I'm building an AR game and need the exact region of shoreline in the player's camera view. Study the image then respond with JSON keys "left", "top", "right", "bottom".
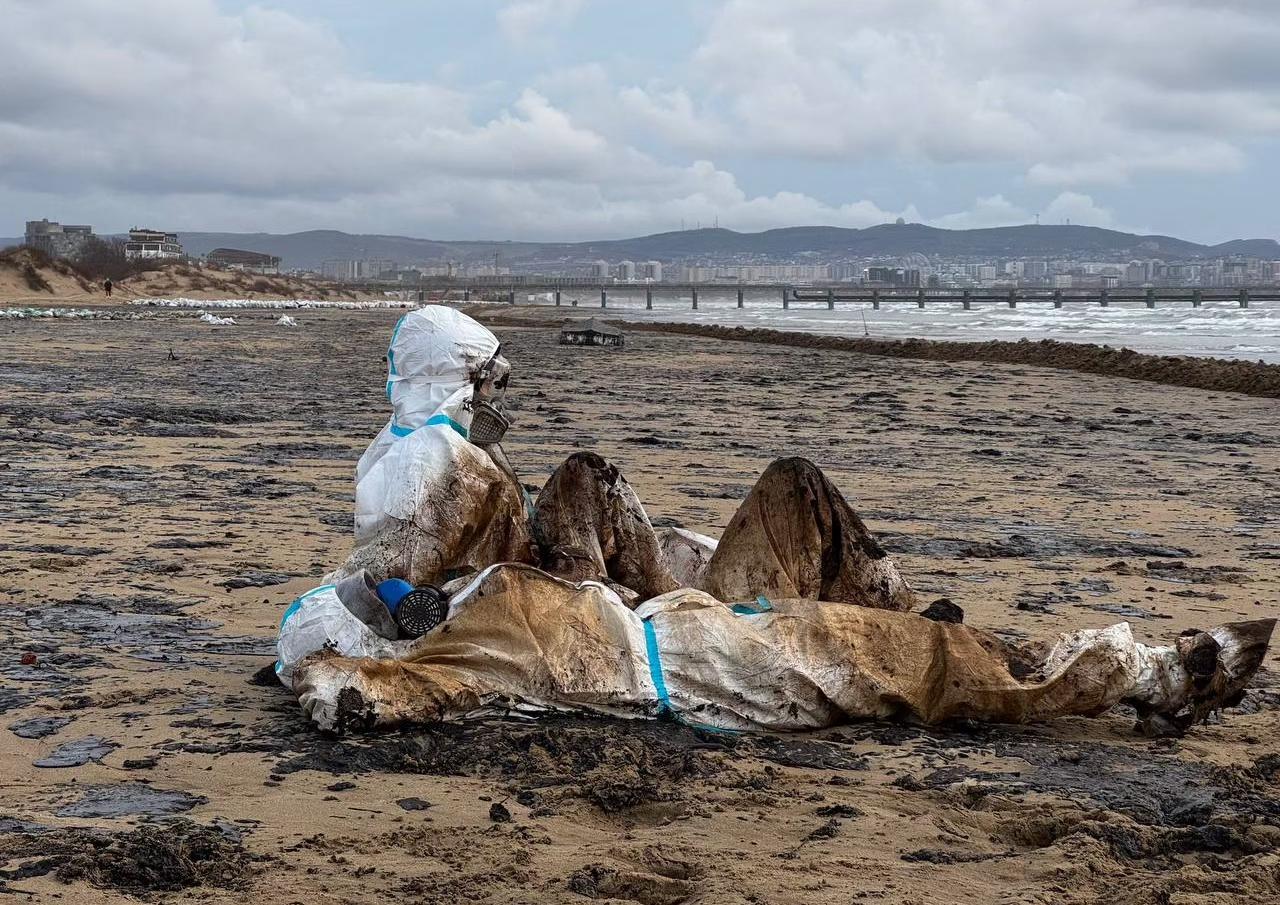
{"left": 466, "top": 302, "right": 1280, "bottom": 398}
{"left": 611, "top": 320, "right": 1280, "bottom": 398}
{"left": 6, "top": 295, "right": 1278, "bottom": 397}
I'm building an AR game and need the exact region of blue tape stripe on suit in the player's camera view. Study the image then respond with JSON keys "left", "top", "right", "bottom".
{"left": 642, "top": 618, "right": 671, "bottom": 714}
{"left": 390, "top": 414, "right": 468, "bottom": 440}
{"left": 642, "top": 617, "right": 742, "bottom": 735}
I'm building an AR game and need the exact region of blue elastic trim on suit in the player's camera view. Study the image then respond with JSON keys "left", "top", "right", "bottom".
{"left": 278, "top": 599, "right": 304, "bottom": 629}
{"left": 279, "top": 584, "right": 335, "bottom": 628}
{"left": 642, "top": 619, "right": 671, "bottom": 715}
{"left": 641, "top": 616, "right": 742, "bottom": 736}
{"left": 385, "top": 315, "right": 408, "bottom": 401}
{"left": 425, "top": 413, "right": 468, "bottom": 438}
{"left": 730, "top": 594, "right": 775, "bottom": 616}
{"left": 521, "top": 484, "right": 540, "bottom": 557}
{"left": 275, "top": 584, "right": 336, "bottom": 676}
{"left": 389, "top": 414, "right": 469, "bottom": 440}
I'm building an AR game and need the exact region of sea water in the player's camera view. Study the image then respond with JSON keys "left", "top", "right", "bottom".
{"left": 531, "top": 292, "right": 1280, "bottom": 364}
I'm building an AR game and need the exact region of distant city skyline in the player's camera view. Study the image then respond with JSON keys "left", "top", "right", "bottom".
{"left": 2, "top": 1, "right": 1279, "bottom": 243}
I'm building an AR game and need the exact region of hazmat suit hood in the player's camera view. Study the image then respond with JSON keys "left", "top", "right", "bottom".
{"left": 350, "top": 307, "right": 509, "bottom": 543}
{"left": 356, "top": 307, "right": 501, "bottom": 483}
{"left": 383, "top": 306, "right": 501, "bottom": 440}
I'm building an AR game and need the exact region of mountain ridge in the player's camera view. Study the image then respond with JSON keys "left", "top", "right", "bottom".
{"left": 4, "top": 224, "right": 1277, "bottom": 270}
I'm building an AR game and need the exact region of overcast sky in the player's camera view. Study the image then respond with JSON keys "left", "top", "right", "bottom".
{"left": 2, "top": 0, "right": 1278, "bottom": 242}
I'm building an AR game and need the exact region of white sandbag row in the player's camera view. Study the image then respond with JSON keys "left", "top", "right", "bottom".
{"left": 130, "top": 297, "right": 423, "bottom": 310}
{"left": 0, "top": 307, "right": 151, "bottom": 319}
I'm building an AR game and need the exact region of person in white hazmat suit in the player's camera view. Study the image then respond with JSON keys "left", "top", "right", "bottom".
{"left": 279, "top": 306, "right": 1274, "bottom": 738}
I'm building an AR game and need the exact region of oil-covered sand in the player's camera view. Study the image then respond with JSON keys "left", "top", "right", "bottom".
{"left": 1, "top": 305, "right": 1278, "bottom": 904}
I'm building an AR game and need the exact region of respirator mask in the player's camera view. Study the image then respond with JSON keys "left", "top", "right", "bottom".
{"left": 468, "top": 346, "right": 510, "bottom": 447}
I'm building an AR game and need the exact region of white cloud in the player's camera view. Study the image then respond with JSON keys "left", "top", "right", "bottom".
{"left": 497, "top": 0, "right": 585, "bottom": 44}
{"left": 3, "top": 1, "right": 1276, "bottom": 239}
{"left": 0, "top": 0, "right": 924, "bottom": 239}
{"left": 925, "top": 192, "right": 1136, "bottom": 233}
{"left": 931, "top": 196, "right": 1029, "bottom": 231}
{"left": 608, "top": 0, "right": 1280, "bottom": 186}
{"left": 1042, "top": 192, "right": 1116, "bottom": 229}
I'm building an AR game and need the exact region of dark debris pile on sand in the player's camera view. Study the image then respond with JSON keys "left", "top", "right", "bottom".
{"left": 276, "top": 716, "right": 729, "bottom": 813}
{"left": 0, "top": 819, "right": 253, "bottom": 894}
{"left": 623, "top": 321, "right": 1280, "bottom": 398}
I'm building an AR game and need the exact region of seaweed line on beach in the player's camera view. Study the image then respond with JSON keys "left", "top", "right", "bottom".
{"left": 607, "top": 320, "right": 1280, "bottom": 398}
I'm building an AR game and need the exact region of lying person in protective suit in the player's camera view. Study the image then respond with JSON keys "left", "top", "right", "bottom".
{"left": 278, "top": 307, "right": 1274, "bottom": 738}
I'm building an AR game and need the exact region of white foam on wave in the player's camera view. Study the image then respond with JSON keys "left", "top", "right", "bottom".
{"left": 537, "top": 292, "right": 1280, "bottom": 363}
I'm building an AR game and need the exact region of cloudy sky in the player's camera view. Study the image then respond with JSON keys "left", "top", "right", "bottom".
{"left": 2, "top": 0, "right": 1278, "bottom": 242}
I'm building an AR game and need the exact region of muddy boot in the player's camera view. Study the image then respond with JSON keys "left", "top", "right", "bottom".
{"left": 1129, "top": 618, "right": 1276, "bottom": 736}
{"left": 533, "top": 452, "right": 679, "bottom": 601}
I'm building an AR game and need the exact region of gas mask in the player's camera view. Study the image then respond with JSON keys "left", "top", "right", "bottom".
{"left": 468, "top": 347, "right": 511, "bottom": 447}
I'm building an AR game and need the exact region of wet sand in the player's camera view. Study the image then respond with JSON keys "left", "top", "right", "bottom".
{"left": 1, "top": 305, "right": 1278, "bottom": 904}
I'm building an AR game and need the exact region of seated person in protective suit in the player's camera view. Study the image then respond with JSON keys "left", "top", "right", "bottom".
{"left": 280, "top": 307, "right": 1273, "bottom": 738}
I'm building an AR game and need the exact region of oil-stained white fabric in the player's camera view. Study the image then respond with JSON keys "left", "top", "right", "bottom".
{"left": 291, "top": 565, "right": 1177, "bottom": 733}
{"left": 657, "top": 528, "right": 718, "bottom": 589}
{"left": 330, "top": 424, "right": 533, "bottom": 587}
{"left": 276, "top": 584, "right": 413, "bottom": 685}
{"left": 295, "top": 565, "right": 656, "bottom": 730}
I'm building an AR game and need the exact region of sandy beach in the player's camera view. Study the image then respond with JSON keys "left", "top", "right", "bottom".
{"left": 1, "top": 303, "right": 1277, "bottom": 904}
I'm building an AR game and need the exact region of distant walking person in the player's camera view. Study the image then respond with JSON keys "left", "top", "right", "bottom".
{"left": 103, "top": 278, "right": 113, "bottom": 298}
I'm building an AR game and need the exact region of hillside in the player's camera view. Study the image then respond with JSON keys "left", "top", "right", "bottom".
{"left": 8, "top": 224, "right": 1277, "bottom": 272}
{"left": 173, "top": 224, "right": 1280, "bottom": 270}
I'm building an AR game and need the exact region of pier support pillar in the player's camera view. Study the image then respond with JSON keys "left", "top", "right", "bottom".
{"left": 554, "top": 289, "right": 561, "bottom": 307}
{"left": 1192, "top": 290, "right": 1202, "bottom": 308}
{"left": 692, "top": 287, "right": 698, "bottom": 310}
{"left": 1008, "top": 290, "right": 1017, "bottom": 309}
{"left": 1239, "top": 289, "right": 1250, "bottom": 309}
{"left": 962, "top": 290, "right": 970, "bottom": 310}
{"left": 917, "top": 289, "right": 926, "bottom": 309}
{"left": 1145, "top": 288, "right": 1155, "bottom": 309}
{"left": 782, "top": 288, "right": 789, "bottom": 309}
{"left": 601, "top": 288, "right": 607, "bottom": 309}
{"left": 872, "top": 289, "right": 881, "bottom": 310}
{"left": 737, "top": 288, "right": 744, "bottom": 308}
{"left": 827, "top": 289, "right": 834, "bottom": 310}
{"left": 1053, "top": 290, "right": 1063, "bottom": 309}
{"left": 646, "top": 287, "right": 653, "bottom": 310}
{"left": 508, "top": 289, "right": 516, "bottom": 305}
{"left": 1100, "top": 291, "right": 1110, "bottom": 308}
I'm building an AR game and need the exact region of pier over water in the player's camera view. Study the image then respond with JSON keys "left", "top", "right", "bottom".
{"left": 356, "top": 280, "right": 1280, "bottom": 311}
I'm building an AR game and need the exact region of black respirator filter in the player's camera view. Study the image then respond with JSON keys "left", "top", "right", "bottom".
{"left": 394, "top": 586, "right": 448, "bottom": 637}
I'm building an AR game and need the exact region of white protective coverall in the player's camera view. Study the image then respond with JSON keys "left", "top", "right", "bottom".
{"left": 292, "top": 564, "right": 1275, "bottom": 736}
{"left": 328, "top": 307, "right": 535, "bottom": 588}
